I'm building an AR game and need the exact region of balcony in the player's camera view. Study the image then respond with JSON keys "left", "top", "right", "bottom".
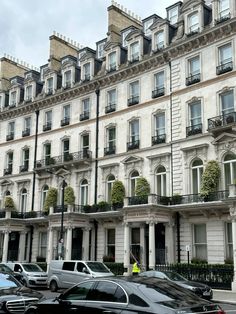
{"left": 19, "top": 164, "right": 29, "bottom": 173}
{"left": 186, "top": 28, "right": 200, "bottom": 37}
{"left": 24, "top": 97, "right": 32, "bottom": 103}
{"left": 152, "top": 87, "right": 165, "bottom": 99}
{"left": 104, "top": 145, "right": 116, "bottom": 156}
{"left": 186, "top": 73, "right": 201, "bottom": 86}
{"left": 9, "top": 102, "right": 16, "bottom": 109}
{"left": 80, "top": 111, "right": 89, "bottom": 121}
{"left": 83, "top": 74, "right": 90, "bottom": 82}
{"left": 127, "top": 139, "right": 140, "bottom": 151}
{"left": 22, "top": 128, "right": 30, "bottom": 137}
{"left": 43, "top": 122, "right": 52, "bottom": 132}
{"left": 6, "top": 133, "right": 14, "bottom": 141}
{"left": 216, "top": 61, "right": 233, "bottom": 75}
{"left": 208, "top": 112, "right": 236, "bottom": 134}
{"left": 107, "top": 64, "right": 116, "bottom": 73}
{"left": 127, "top": 96, "right": 139, "bottom": 107}
{"left": 215, "top": 12, "right": 231, "bottom": 25}
{"left": 130, "top": 55, "right": 139, "bottom": 64}
{"left": 63, "top": 82, "right": 71, "bottom": 89}
{"left": 186, "top": 123, "right": 202, "bottom": 137}
{"left": 128, "top": 195, "right": 148, "bottom": 205}
{"left": 61, "top": 117, "right": 70, "bottom": 126}
{"left": 35, "top": 150, "right": 92, "bottom": 170}
{"left": 105, "top": 103, "right": 116, "bottom": 114}
{"left": 4, "top": 166, "right": 12, "bottom": 175}
{"left": 46, "top": 89, "right": 53, "bottom": 96}
{"left": 152, "top": 134, "right": 166, "bottom": 145}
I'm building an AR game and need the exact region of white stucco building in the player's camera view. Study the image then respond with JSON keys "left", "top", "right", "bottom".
{"left": 0, "top": 0, "right": 236, "bottom": 278}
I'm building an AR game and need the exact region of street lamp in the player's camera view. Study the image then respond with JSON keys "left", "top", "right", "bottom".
{"left": 58, "top": 179, "right": 66, "bottom": 260}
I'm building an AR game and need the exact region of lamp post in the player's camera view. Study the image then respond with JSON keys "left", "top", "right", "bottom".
{"left": 58, "top": 178, "right": 66, "bottom": 260}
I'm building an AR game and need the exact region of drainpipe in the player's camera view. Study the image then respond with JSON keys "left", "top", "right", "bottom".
{"left": 29, "top": 109, "right": 39, "bottom": 262}
{"left": 94, "top": 88, "right": 100, "bottom": 260}
{"left": 168, "top": 61, "right": 181, "bottom": 263}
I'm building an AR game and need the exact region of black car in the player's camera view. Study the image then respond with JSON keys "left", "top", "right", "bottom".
{"left": 0, "top": 263, "right": 23, "bottom": 283}
{"left": 139, "top": 270, "right": 213, "bottom": 299}
{"left": 0, "top": 272, "right": 43, "bottom": 313}
{"left": 25, "top": 276, "right": 225, "bottom": 314}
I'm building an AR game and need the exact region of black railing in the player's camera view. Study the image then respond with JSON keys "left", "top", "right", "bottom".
{"left": 130, "top": 55, "right": 139, "bottom": 63}
{"left": 83, "top": 74, "right": 90, "bottom": 82}
{"left": 35, "top": 150, "right": 92, "bottom": 169}
{"left": 128, "top": 195, "right": 148, "bottom": 205}
{"left": 11, "top": 211, "right": 45, "bottom": 219}
{"left": 215, "top": 12, "right": 231, "bottom": 25}
{"left": 9, "top": 102, "right": 16, "bottom": 108}
{"left": 186, "top": 28, "right": 200, "bottom": 37}
{"left": 152, "top": 87, "right": 165, "bottom": 98}
{"left": 105, "top": 103, "right": 116, "bottom": 114}
{"left": 46, "top": 89, "right": 53, "bottom": 96}
{"left": 80, "top": 111, "right": 89, "bottom": 121}
{"left": 216, "top": 61, "right": 233, "bottom": 75}
{"left": 19, "top": 164, "right": 29, "bottom": 172}
{"left": 6, "top": 133, "right": 14, "bottom": 141}
{"left": 152, "top": 134, "right": 166, "bottom": 145}
{"left": 127, "top": 139, "right": 140, "bottom": 151}
{"left": 24, "top": 97, "right": 32, "bottom": 103}
{"left": 43, "top": 122, "right": 52, "bottom": 131}
{"left": 104, "top": 145, "right": 116, "bottom": 156}
{"left": 127, "top": 96, "right": 139, "bottom": 106}
{"left": 0, "top": 211, "right": 5, "bottom": 218}
{"left": 4, "top": 167, "right": 12, "bottom": 175}
{"left": 186, "top": 123, "right": 202, "bottom": 137}
{"left": 22, "top": 128, "right": 30, "bottom": 137}
{"left": 186, "top": 73, "right": 201, "bottom": 86}
{"left": 208, "top": 111, "right": 236, "bottom": 130}
{"left": 63, "top": 82, "right": 71, "bottom": 89}
{"left": 108, "top": 65, "right": 116, "bottom": 72}
{"left": 61, "top": 117, "right": 70, "bottom": 126}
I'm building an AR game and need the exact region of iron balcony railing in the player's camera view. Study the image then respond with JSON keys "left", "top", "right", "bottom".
{"left": 46, "top": 89, "right": 53, "bottom": 96}
{"left": 43, "top": 122, "right": 52, "bottom": 131}
{"left": 186, "top": 73, "right": 201, "bottom": 86}
{"left": 216, "top": 61, "right": 233, "bottom": 75}
{"left": 83, "top": 74, "right": 90, "bottom": 82}
{"left": 0, "top": 211, "right": 5, "bottom": 218}
{"left": 10, "top": 211, "right": 46, "bottom": 219}
{"left": 107, "top": 64, "right": 116, "bottom": 73}
{"left": 215, "top": 12, "right": 231, "bottom": 25}
{"left": 4, "top": 166, "right": 12, "bottom": 175}
{"left": 104, "top": 145, "right": 116, "bottom": 156}
{"left": 9, "top": 102, "right": 16, "bottom": 108}
{"left": 128, "top": 195, "right": 148, "bottom": 205}
{"left": 186, "top": 28, "right": 200, "bottom": 37}
{"left": 22, "top": 128, "right": 30, "bottom": 137}
{"left": 35, "top": 150, "right": 92, "bottom": 169}
{"left": 105, "top": 103, "right": 116, "bottom": 114}
{"left": 152, "top": 87, "right": 165, "bottom": 99}
{"left": 127, "top": 96, "right": 139, "bottom": 106}
{"left": 61, "top": 117, "right": 70, "bottom": 126}
{"left": 127, "top": 139, "right": 140, "bottom": 151}
{"left": 80, "top": 111, "right": 90, "bottom": 121}
{"left": 19, "top": 164, "right": 29, "bottom": 173}
{"left": 186, "top": 123, "right": 202, "bottom": 137}
{"left": 208, "top": 111, "right": 236, "bottom": 130}
{"left": 130, "top": 54, "right": 139, "bottom": 63}
{"left": 54, "top": 204, "right": 116, "bottom": 214}
{"left": 152, "top": 134, "right": 166, "bottom": 145}
{"left": 63, "top": 82, "right": 71, "bottom": 89}
{"left": 6, "top": 133, "right": 14, "bottom": 141}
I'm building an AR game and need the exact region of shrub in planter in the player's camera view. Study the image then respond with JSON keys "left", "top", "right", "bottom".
{"left": 64, "top": 186, "right": 75, "bottom": 205}
{"left": 135, "top": 177, "right": 150, "bottom": 197}
{"left": 91, "top": 204, "right": 99, "bottom": 212}
{"left": 191, "top": 257, "right": 208, "bottom": 264}
{"left": 97, "top": 201, "right": 109, "bottom": 212}
{"left": 200, "top": 160, "right": 221, "bottom": 198}
{"left": 83, "top": 204, "right": 91, "bottom": 213}
{"left": 160, "top": 196, "right": 171, "bottom": 205}
{"left": 43, "top": 187, "right": 58, "bottom": 213}
{"left": 4, "top": 196, "right": 15, "bottom": 209}
{"left": 111, "top": 180, "right": 125, "bottom": 209}
{"left": 171, "top": 194, "right": 183, "bottom": 205}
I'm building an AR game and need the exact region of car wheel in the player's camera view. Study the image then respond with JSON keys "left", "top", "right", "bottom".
{"left": 50, "top": 280, "right": 58, "bottom": 292}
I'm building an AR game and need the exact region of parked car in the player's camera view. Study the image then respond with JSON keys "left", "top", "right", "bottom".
{"left": 0, "top": 263, "right": 24, "bottom": 283}
{"left": 139, "top": 270, "right": 213, "bottom": 299}
{"left": 0, "top": 272, "right": 43, "bottom": 313}
{"left": 48, "top": 260, "right": 114, "bottom": 291}
{"left": 6, "top": 262, "right": 48, "bottom": 288}
{"left": 25, "top": 276, "right": 225, "bottom": 314}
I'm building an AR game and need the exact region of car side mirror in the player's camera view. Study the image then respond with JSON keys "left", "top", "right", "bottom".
{"left": 58, "top": 298, "right": 71, "bottom": 307}
{"left": 82, "top": 267, "right": 89, "bottom": 274}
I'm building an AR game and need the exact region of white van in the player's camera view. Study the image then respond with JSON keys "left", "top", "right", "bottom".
{"left": 47, "top": 260, "right": 114, "bottom": 291}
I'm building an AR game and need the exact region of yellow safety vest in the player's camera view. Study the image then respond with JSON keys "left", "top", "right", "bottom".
{"left": 132, "top": 262, "right": 140, "bottom": 273}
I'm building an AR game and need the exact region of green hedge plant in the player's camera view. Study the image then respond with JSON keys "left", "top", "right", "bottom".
{"left": 111, "top": 180, "right": 125, "bottom": 209}
{"left": 4, "top": 196, "right": 15, "bottom": 209}
{"left": 200, "top": 160, "right": 221, "bottom": 198}
{"left": 64, "top": 186, "right": 75, "bottom": 205}
{"left": 43, "top": 187, "right": 58, "bottom": 213}
{"left": 135, "top": 177, "right": 150, "bottom": 196}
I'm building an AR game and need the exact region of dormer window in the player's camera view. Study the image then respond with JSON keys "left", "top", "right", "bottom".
{"left": 97, "top": 42, "right": 105, "bottom": 59}
{"left": 64, "top": 70, "right": 71, "bottom": 89}
{"left": 83, "top": 63, "right": 91, "bottom": 81}
{"left": 143, "top": 19, "right": 154, "bottom": 37}
{"left": 108, "top": 52, "right": 116, "bottom": 72}
{"left": 78, "top": 51, "right": 86, "bottom": 66}
{"left": 156, "top": 31, "right": 164, "bottom": 50}
{"left": 188, "top": 13, "right": 199, "bottom": 34}
{"left": 10, "top": 91, "right": 17, "bottom": 108}
{"left": 25, "top": 85, "right": 32, "bottom": 102}
{"left": 46, "top": 77, "right": 53, "bottom": 95}
{"left": 168, "top": 6, "right": 178, "bottom": 25}
{"left": 130, "top": 42, "right": 139, "bottom": 63}
{"left": 219, "top": 0, "right": 230, "bottom": 19}
{"left": 122, "top": 29, "right": 132, "bottom": 47}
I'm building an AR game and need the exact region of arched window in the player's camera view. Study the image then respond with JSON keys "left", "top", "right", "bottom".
{"left": 80, "top": 179, "right": 88, "bottom": 206}
{"left": 223, "top": 153, "right": 236, "bottom": 188}
{"left": 191, "top": 158, "right": 203, "bottom": 194}
{"left": 130, "top": 170, "right": 139, "bottom": 197}
{"left": 106, "top": 174, "right": 115, "bottom": 203}
{"left": 156, "top": 166, "right": 166, "bottom": 196}
{"left": 41, "top": 185, "right": 49, "bottom": 210}
{"left": 20, "top": 188, "right": 27, "bottom": 213}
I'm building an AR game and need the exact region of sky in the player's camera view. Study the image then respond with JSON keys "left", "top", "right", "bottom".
{"left": 0, "top": 0, "right": 177, "bottom": 68}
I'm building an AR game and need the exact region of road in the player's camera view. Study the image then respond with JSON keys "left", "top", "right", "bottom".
{"left": 38, "top": 289, "right": 236, "bottom": 313}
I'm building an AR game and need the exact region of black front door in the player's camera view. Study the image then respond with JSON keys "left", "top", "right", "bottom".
{"left": 72, "top": 228, "right": 83, "bottom": 259}
{"left": 8, "top": 232, "right": 20, "bottom": 261}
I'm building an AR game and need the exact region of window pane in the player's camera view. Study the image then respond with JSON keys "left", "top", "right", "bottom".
{"left": 189, "top": 57, "right": 200, "bottom": 75}
{"left": 194, "top": 224, "right": 206, "bottom": 243}
{"left": 219, "top": 44, "right": 232, "bottom": 64}
{"left": 221, "top": 91, "right": 234, "bottom": 113}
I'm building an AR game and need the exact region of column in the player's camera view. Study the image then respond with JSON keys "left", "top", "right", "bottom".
{"left": 19, "top": 232, "right": 26, "bottom": 261}
{"left": 2, "top": 231, "right": 9, "bottom": 262}
{"left": 82, "top": 228, "right": 90, "bottom": 260}
{"left": 140, "top": 224, "right": 146, "bottom": 270}
{"left": 166, "top": 221, "right": 175, "bottom": 263}
{"left": 149, "top": 221, "right": 155, "bottom": 270}
{"left": 47, "top": 227, "right": 54, "bottom": 265}
{"left": 123, "top": 222, "right": 130, "bottom": 274}
{"left": 31, "top": 228, "right": 39, "bottom": 262}
{"left": 230, "top": 206, "right": 236, "bottom": 291}
{"left": 65, "top": 226, "right": 72, "bottom": 260}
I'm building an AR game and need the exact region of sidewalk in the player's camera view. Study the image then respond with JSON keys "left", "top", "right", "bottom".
{"left": 213, "top": 289, "right": 236, "bottom": 304}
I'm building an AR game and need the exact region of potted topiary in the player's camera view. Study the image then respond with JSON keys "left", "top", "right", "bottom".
{"left": 64, "top": 186, "right": 75, "bottom": 211}
{"left": 111, "top": 180, "right": 125, "bottom": 209}
{"left": 4, "top": 196, "right": 15, "bottom": 210}
{"left": 135, "top": 177, "right": 150, "bottom": 204}
{"left": 200, "top": 160, "right": 221, "bottom": 201}
{"left": 43, "top": 187, "right": 58, "bottom": 214}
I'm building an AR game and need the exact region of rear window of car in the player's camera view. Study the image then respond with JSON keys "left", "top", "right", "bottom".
{"left": 86, "top": 262, "right": 110, "bottom": 273}
{"left": 87, "top": 281, "right": 127, "bottom": 303}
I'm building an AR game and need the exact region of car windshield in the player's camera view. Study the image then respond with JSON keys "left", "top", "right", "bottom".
{"left": 0, "top": 274, "right": 19, "bottom": 289}
{"left": 164, "top": 271, "right": 187, "bottom": 281}
{"left": 22, "top": 264, "right": 43, "bottom": 272}
{"left": 86, "top": 262, "right": 110, "bottom": 273}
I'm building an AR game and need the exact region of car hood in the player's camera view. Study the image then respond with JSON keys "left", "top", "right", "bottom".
{"left": 0, "top": 286, "right": 43, "bottom": 300}
{"left": 91, "top": 272, "right": 114, "bottom": 278}
{"left": 26, "top": 272, "right": 47, "bottom": 277}
{"left": 175, "top": 280, "right": 210, "bottom": 289}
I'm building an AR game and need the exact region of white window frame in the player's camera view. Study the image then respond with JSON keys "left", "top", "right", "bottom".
{"left": 188, "top": 12, "right": 199, "bottom": 33}
{"left": 25, "top": 85, "right": 33, "bottom": 101}
{"left": 108, "top": 52, "right": 117, "bottom": 71}
{"left": 130, "top": 170, "right": 140, "bottom": 197}
{"left": 156, "top": 166, "right": 166, "bottom": 196}
{"left": 219, "top": 0, "right": 230, "bottom": 18}
{"left": 80, "top": 179, "right": 88, "bottom": 206}
{"left": 83, "top": 63, "right": 91, "bottom": 81}
{"left": 219, "top": 43, "right": 232, "bottom": 65}
{"left": 189, "top": 101, "right": 202, "bottom": 128}
{"left": 193, "top": 224, "right": 207, "bottom": 261}
{"left": 223, "top": 153, "right": 236, "bottom": 188}
{"left": 106, "top": 174, "right": 115, "bottom": 203}
{"left": 130, "top": 41, "right": 140, "bottom": 62}
{"left": 191, "top": 159, "right": 203, "bottom": 194}
{"left": 20, "top": 188, "right": 27, "bottom": 213}
{"left": 63, "top": 70, "right": 72, "bottom": 88}
{"left": 168, "top": 6, "right": 178, "bottom": 24}
{"left": 155, "top": 31, "right": 164, "bottom": 50}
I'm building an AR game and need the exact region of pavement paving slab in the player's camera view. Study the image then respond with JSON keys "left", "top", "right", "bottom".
{"left": 213, "top": 289, "right": 236, "bottom": 304}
